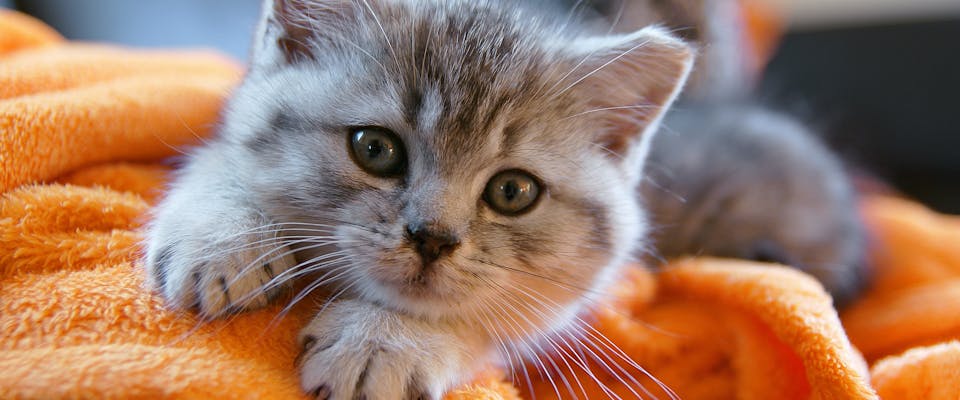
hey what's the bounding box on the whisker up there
[465,256,604,297]
[483,292,559,399]
[478,288,560,398]
[357,0,401,72]
[262,251,353,293]
[508,283,655,400]
[569,313,680,400]
[506,301,594,400]
[605,0,627,35]
[471,296,520,387]
[484,278,625,400]
[229,248,353,310]
[157,221,341,254]
[562,105,660,121]
[185,235,344,263]
[266,277,355,331]
[223,237,351,295]
[556,38,653,97]
[341,37,390,76]
[277,262,355,319]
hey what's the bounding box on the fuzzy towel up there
[2,10,959,400]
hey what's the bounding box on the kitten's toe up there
[309,384,331,400]
[193,244,297,316]
[300,343,434,400]
[404,383,436,400]
[147,233,297,317]
[297,302,457,400]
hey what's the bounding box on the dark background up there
[761,19,960,213]
[7,0,959,213]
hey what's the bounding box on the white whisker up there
[556,39,653,97]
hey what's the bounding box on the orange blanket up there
[2,10,958,400]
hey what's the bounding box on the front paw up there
[145,213,297,317]
[298,301,474,400]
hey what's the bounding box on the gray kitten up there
[584,0,870,306]
[144,0,693,398]
[642,104,868,307]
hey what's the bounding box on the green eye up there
[483,170,542,215]
[349,127,406,177]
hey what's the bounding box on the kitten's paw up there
[298,301,471,400]
[146,216,297,317]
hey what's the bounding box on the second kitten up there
[642,104,868,306]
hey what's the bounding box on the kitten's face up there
[220,0,691,332]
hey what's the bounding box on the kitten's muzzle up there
[405,224,460,266]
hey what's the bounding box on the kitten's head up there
[224,0,692,332]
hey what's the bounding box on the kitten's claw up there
[310,385,331,400]
[298,300,470,400]
[190,244,296,316]
[146,217,297,317]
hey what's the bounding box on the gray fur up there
[144,0,694,398]
[643,104,868,306]
[588,0,870,306]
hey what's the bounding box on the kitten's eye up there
[349,127,406,177]
[483,170,542,215]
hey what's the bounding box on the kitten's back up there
[642,104,868,306]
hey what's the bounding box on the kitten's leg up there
[298,300,486,400]
[145,148,297,317]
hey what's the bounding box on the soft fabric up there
[2,9,958,400]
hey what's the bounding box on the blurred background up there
[760,0,960,214]
[4,0,959,213]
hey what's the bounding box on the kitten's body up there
[146,1,693,398]
[584,0,869,305]
[643,104,868,306]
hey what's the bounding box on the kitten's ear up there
[251,0,357,67]
[564,27,694,163]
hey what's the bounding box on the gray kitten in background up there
[643,104,868,306]
[583,0,869,306]
[145,0,694,399]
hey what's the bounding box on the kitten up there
[582,0,870,306]
[144,0,694,398]
[642,104,868,307]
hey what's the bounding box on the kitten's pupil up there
[366,140,383,159]
[503,181,518,201]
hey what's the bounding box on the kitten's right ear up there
[559,27,694,182]
[251,0,356,67]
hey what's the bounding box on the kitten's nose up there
[405,224,460,265]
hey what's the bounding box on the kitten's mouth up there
[396,271,443,298]
[377,262,453,302]
[365,248,472,310]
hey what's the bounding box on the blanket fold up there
[2,9,958,400]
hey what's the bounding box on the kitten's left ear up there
[251,0,358,68]
[563,27,694,172]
